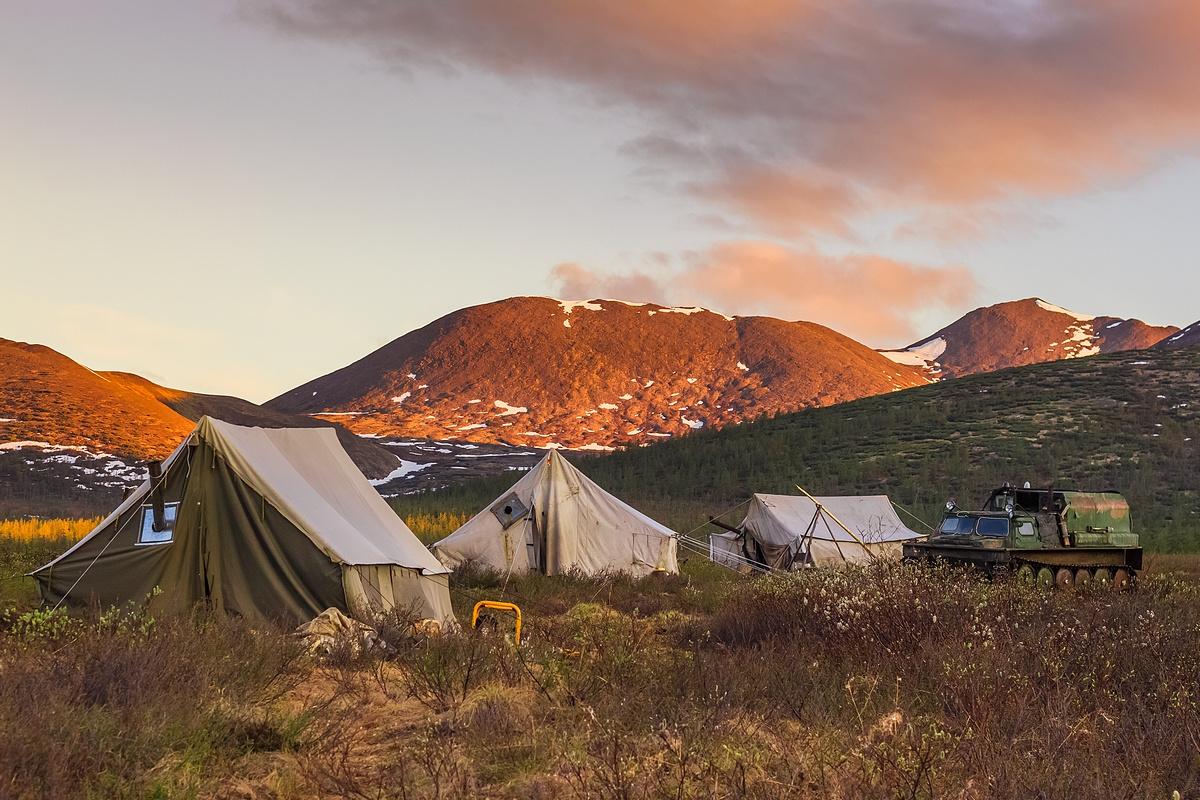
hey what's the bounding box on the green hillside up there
[393,346,1200,551]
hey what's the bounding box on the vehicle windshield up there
[976,517,1009,537]
[938,515,1010,537]
[939,516,975,535]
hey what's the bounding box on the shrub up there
[0,609,300,798]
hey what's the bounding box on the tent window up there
[136,502,179,546]
[490,493,529,529]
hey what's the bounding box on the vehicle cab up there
[934,506,1040,550]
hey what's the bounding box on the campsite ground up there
[1,523,1199,799]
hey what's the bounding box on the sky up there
[3,0,1198,402]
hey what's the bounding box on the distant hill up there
[880,298,1176,378]
[0,339,194,459]
[267,296,929,449]
[395,347,1200,552]
[0,338,399,517]
[1156,321,1200,350]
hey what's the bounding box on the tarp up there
[726,493,922,569]
[31,417,454,628]
[433,450,678,576]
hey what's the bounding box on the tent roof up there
[197,418,447,571]
[39,418,447,575]
[432,449,677,573]
[744,493,921,546]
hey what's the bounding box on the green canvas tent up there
[32,417,454,628]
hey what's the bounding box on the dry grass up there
[0,519,98,608]
[275,564,1200,799]
[402,511,471,543]
[2,548,1199,798]
[1144,552,1200,579]
[0,517,100,541]
[0,605,303,799]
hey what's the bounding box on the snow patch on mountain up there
[369,457,433,486]
[656,306,735,321]
[558,300,604,314]
[880,337,947,370]
[1035,299,1094,321]
[493,400,527,416]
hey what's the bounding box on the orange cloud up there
[549,242,976,344]
[261,0,1200,239]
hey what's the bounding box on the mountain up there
[879,298,1177,378]
[0,339,194,460]
[267,296,929,449]
[398,346,1200,552]
[1156,321,1200,350]
[0,338,399,517]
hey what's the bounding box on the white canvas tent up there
[433,450,678,576]
[710,493,922,571]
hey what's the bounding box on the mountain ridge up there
[1157,321,1200,349]
[266,296,930,449]
[879,297,1176,377]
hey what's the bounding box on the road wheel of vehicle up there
[1092,568,1111,588]
[1015,564,1035,584]
[1036,567,1054,590]
[1055,568,1075,589]
[1113,568,1131,591]
[1074,568,1091,588]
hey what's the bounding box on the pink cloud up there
[549,262,670,306]
[549,242,976,344]
[261,1,1200,239]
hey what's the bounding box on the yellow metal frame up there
[471,600,523,645]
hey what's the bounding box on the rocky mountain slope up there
[1156,321,1200,350]
[879,298,1176,378]
[0,338,194,460]
[0,338,400,517]
[267,296,929,449]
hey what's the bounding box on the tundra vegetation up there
[0,521,1198,799]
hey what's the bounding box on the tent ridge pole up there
[794,484,877,560]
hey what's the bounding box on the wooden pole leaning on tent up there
[794,484,878,561]
[707,516,742,535]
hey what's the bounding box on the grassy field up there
[0,549,1197,799]
[2,519,1199,797]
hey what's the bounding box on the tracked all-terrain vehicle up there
[902,485,1142,589]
